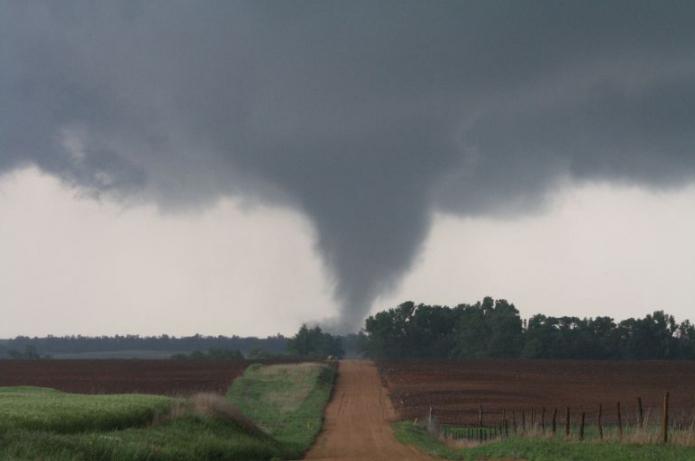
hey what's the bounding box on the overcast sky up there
[1,1,694,336]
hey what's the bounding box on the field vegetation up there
[0,361,335,460]
[394,421,695,460]
[228,362,337,458]
[0,387,172,433]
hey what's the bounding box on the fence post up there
[552,408,558,435]
[579,411,586,441]
[502,409,508,438]
[479,405,484,442]
[541,407,546,433]
[512,410,518,434]
[662,392,670,444]
[522,410,526,433]
[638,397,644,429]
[617,401,623,440]
[598,404,603,440]
[565,407,571,437]
[531,408,535,428]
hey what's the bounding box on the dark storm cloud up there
[2,0,695,329]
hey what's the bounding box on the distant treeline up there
[0,334,288,359]
[363,298,695,360]
[0,332,365,360]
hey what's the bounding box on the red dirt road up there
[304,360,433,461]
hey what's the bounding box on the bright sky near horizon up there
[1,167,693,337]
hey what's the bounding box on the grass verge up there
[393,421,695,461]
[227,361,336,458]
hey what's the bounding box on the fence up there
[424,392,690,445]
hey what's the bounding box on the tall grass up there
[467,413,695,447]
[395,420,695,461]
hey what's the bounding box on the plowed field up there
[0,360,248,395]
[380,360,695,426]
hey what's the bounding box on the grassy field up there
[227,362,336,458]
[394,421,695,461]
[0,362,335,461]
[0,386,173,433]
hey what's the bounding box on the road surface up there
[304,360,434,461]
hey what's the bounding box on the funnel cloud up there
[2,1,695,330]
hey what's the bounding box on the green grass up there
[0,362,335,461]
[227,362,336,458]
[0,386,173,433]
[394,421,695,461]
[0,416,283,461]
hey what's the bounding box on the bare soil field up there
[0,359,249,395]
[379,360,695,426]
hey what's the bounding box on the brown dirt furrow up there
[304,360,434,461]
[379,359,695,426]
[0,359,251,395]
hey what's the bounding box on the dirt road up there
[304,360,434,461]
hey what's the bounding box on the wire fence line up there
[419,392,695,445]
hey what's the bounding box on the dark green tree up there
[287,324,344,358]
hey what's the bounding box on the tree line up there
[362,297,695,360]
[0,334,288,359]
[4,298,693,361]
[0,329,354,360]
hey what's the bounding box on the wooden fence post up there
[531,408,535,428]
[552,408,558,435]
[541,407,546,433]
[502,409,507,439]
[617,401,623,440]
[638,397,644,429]
[522,410,526,433]
[565,407,571,437]
[512,410,517,434]
[598,404,603,440]
[479,405,484,442]
[579,412,586,441]
[662,392,670,444]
